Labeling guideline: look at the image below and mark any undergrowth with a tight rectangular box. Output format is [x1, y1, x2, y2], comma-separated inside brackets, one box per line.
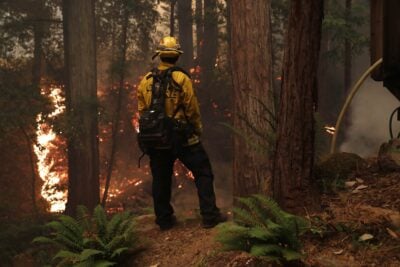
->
[216, 195, 309, 264]
[33, 205, 138, 266]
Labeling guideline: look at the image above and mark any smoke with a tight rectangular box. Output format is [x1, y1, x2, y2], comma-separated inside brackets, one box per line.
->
[340, 78, 400, 157]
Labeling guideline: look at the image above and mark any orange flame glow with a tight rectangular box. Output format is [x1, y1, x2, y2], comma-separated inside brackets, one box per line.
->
[34, 86, 67, 212]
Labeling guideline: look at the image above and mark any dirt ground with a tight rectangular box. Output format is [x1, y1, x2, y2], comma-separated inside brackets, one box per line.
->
[129, 159, 400, 267]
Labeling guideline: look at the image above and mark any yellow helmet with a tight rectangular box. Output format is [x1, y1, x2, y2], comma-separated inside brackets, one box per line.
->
[152, 36, 184, 60]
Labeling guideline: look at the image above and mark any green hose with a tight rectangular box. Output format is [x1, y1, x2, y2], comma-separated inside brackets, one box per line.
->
[330, 58, 383, 154]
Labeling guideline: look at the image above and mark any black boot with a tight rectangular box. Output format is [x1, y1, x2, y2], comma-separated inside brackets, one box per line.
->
[202, 213, 228, 229]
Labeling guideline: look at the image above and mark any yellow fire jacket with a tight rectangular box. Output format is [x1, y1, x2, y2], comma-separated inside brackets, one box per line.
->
[137, 62, 202, 146]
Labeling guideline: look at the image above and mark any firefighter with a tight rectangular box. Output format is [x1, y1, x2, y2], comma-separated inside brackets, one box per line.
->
[136, 36, 227, 230]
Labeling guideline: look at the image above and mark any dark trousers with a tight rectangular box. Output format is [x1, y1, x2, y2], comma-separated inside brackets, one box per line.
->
[149, 143, 220, 226]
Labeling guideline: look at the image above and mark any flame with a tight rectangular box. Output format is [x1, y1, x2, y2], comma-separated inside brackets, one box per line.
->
[132, 112, 140, 133]
[34, 86, 67, 212]
[324, 125, 336, 135]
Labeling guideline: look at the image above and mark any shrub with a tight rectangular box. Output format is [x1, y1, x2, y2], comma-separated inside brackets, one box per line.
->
[216, 195, 308, 264]
[33, 205, 137, 266]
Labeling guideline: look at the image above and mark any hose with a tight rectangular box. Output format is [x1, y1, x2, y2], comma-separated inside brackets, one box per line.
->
[330, 58, 383, 154]
[389, 107, 400, 139]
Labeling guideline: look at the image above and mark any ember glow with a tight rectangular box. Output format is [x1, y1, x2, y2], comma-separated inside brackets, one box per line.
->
[324, 125, 336, 135]
[132, 112, 140, 133]
[34, 86, 67, 212]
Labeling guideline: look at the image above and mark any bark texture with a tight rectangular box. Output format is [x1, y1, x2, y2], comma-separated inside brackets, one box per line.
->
[272, 1, 323, 211]
[195, 0, 203, 60]
[177, 0, 194, 69]
[344, 0, 352, 94]
[370, 0, 383, 81]
[63, 0, 99, 215]
[170, 0, 177, 37]
[230, 0, 273, 197]
[201, 0, 218, 72]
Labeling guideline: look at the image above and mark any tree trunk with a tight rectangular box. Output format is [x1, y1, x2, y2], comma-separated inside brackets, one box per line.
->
[195, 0, 203, 60]
[200, 0, 217, 77]
[272, 1, 323, 212]
[20, 126, 38, 214]
[170, 0, 177, 36]
[344, 0, 352, 95]
[102, 2, 129, 207]
[63, 0, 99, 215]
[370, 0, 383, 81]
[230, 0, 273, 197]
[177, 0, 194, 69]
[32, 23, 44, 90]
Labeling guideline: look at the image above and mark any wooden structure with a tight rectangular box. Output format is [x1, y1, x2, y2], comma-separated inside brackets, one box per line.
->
[371, 0, 400, 100]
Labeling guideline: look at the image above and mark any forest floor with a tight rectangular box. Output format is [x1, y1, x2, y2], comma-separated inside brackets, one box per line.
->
[8, 158, 400, 267]
[127, 158, 400, 267]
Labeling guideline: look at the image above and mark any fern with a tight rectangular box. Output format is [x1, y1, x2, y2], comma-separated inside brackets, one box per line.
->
[93, 205, 108, 237]
[216, 195, 308, 264]
[33, 205, 137, 266]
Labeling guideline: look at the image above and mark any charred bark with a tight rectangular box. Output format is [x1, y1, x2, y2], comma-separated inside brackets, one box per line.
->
[272, 1, 323, 211]
[63, 0, 99, 215]
[177, 0, 194, 69]
[230, 0, 273, 197]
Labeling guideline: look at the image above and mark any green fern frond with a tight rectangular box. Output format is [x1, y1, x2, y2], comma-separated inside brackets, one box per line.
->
[93, 205, 108, 237]
[252, 194, 285, 223]
[236, 197, 266, 227]
[54, 233, 84, 252]
[248, 226, 278, 242]
[249, 244, 282, 257]
[105, 212, 125, 241]
[78, 249, 104, 262]
[58, 215, 84, 238]
[32, 236, 58, 246]
[116, 217, 135, 237]
[76, 205, 92, 231]
[53, 249, 80, 261]
[105, 235, 126, 253]
[216, 195, 309, 264]
[233, 207, 258, 227]
[215, 222, 251, 251]
[46, 220, 82, 248]
[34, 206, 138, 266]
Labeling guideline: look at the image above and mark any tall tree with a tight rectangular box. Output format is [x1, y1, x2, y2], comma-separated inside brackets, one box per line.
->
[344, 0, 352, 95]
[195, 0, 203, 60]
[63, 0, 99, 215]
[177, 0, 194, 69]
[102, 0, 130, 207]
[272, 1, 323, 210]
[170, 0, 177, 36]
[200, 0, 218, 80]
[230, 0, 273, 197]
